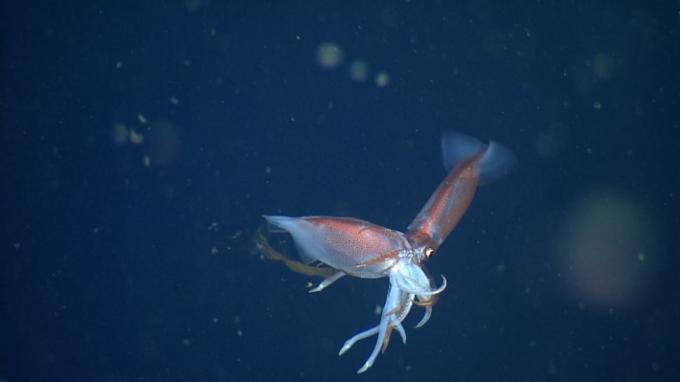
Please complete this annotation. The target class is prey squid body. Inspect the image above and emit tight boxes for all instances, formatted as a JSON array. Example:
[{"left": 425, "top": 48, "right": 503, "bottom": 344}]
[{"left": 264, "top": 132, "right": 515, "bottom": 373}]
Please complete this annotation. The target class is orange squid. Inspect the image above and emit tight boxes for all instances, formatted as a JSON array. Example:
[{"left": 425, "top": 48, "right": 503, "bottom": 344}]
[{"left": 264, "top": 132, "right": 515, "bottom": 373}]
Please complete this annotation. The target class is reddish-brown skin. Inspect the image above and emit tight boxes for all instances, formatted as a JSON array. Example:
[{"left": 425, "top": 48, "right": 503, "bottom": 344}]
[
  {"left": 407, "top": 150, "right": 486, "bottom": 252},
  {"left": 298, "top": 217, "right": 409, "bottom": 276}
]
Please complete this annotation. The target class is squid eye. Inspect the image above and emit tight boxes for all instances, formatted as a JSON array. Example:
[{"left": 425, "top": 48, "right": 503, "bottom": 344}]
[{"left": 424, "top": 247, "right": 434, "bottom": 258}]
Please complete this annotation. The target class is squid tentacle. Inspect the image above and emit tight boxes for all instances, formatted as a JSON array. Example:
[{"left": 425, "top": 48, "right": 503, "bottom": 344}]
[{"left": 308, "top": 271, "right": 346, "bottom": 293}]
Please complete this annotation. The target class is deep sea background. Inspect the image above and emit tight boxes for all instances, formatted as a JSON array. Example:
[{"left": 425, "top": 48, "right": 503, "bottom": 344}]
[{"left": 2, "top": 1, "right": 679, "bottom": 381}]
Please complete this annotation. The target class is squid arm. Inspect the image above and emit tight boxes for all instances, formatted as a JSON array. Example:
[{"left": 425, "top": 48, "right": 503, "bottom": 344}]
[{"left": 253, "top": 227, "right": 336, "bottom": 279}]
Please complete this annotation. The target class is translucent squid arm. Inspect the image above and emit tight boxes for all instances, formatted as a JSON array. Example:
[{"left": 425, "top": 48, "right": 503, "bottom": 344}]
[
  {"left": 308, "top": 271, "right": 346, "bottom": 293},
  {"left": 339, "top": 277, "right": 404, "bottom": 374}
]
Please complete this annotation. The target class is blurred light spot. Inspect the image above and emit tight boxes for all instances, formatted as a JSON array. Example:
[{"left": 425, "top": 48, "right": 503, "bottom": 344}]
[
  {"left": 375, "top": 71, "right": 389, "bottom": 87},
  {"left": 349, "top": 59, "right": 369, "bottom": 82},
  {"left": 137, "top": 113, "right": 147, "bottom": 124},
  {"left": 129, "top": 129, "right": 144, "bottom": 144},
  {"left": 111, "top": 123, "right": 145, "bottom": 145},
  {"left": 558, "top": 192, "right": 660, "bottom": 308},
  {"left": 317, "top": 42, "right": 343, "bottom": 68},
  {"left": 593, "top": 100, "right": 602, "bottom": 109}
]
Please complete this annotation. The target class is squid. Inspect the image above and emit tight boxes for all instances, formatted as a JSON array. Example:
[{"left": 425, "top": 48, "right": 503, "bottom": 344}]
[{"left": 264, "top": 132, "right": 515, "bottom": 373}]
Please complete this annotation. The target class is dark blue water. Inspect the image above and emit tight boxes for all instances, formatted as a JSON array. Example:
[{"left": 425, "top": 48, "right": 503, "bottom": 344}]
[{"left": 2, "top": 1, "right": 679, "bottom": 381}]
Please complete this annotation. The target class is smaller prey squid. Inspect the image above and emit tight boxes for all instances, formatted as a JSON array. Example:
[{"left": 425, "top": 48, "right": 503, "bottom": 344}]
[{"left": 264, "top": 132, "right": 515, "bottom": 373}]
